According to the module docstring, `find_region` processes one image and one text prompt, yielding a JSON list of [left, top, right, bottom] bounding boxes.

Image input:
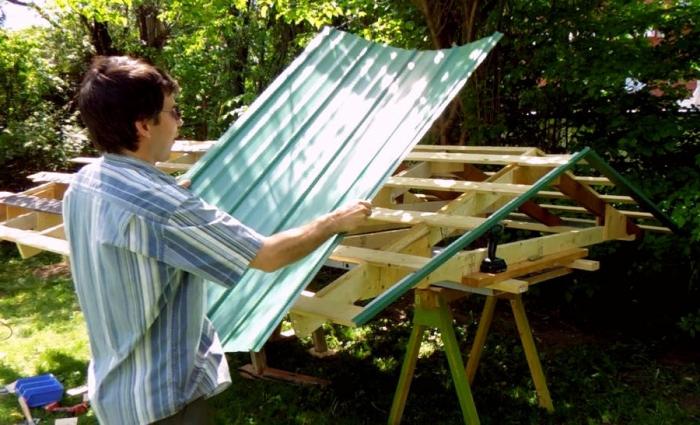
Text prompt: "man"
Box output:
[[64, 55, 371, 424]]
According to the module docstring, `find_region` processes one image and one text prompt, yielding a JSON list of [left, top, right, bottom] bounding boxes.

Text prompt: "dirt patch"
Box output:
[[33, 262, 71, 279]]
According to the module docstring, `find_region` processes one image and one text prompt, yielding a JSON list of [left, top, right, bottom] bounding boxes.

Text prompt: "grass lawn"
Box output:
[[1, 242, 698, 424]]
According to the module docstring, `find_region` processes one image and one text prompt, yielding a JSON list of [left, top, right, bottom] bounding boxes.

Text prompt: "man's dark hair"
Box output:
[[78, 56, 179, 153]]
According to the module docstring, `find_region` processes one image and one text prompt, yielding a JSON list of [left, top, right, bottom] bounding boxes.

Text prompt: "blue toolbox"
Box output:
[[15, 374, 64, 407]]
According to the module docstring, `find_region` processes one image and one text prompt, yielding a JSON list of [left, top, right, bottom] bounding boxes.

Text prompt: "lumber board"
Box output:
[[537, 190, 636, 203], [523, 268, 573, 285], [385, 176, 533, 196], [412, 145, 533, 154], [453, 227, 606, 276], [574, 176, 613, 186], [603, 204, 638, 240], [342, 228, 417, 249], [1, 194, 63, 215], [0, 224, 70, 257], [638, 224, 672, 234], [433, 278, 529, 295], [463, 248, 588, 287], [329, 245, 429, 270], [292, 295, 362, 327], [369, 207, 485, 229], [567, 259, 599, 271], [170, 140, 216, 153], [404, 152, 572, 167], [154, 162, 193, 172], [371, 207, 577, 234], [500, 219, 582, 233], [70, 157, 96, 164], [27, 172, 75, 185]]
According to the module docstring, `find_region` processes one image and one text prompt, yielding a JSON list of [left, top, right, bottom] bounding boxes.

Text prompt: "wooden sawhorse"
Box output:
[[389, 286, 556, 424]]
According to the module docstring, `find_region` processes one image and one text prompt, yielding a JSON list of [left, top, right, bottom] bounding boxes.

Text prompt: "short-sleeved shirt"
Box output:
[[63, 154, 264, 424]]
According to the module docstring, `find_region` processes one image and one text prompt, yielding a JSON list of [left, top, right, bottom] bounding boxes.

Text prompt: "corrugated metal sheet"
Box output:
[[185, 27, 502, 352]]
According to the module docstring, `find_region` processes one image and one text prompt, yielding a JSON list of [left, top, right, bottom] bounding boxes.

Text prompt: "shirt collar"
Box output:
[[103, 153, 177, 184]]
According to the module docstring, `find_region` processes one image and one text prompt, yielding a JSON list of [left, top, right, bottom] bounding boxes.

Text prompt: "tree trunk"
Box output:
[[79, 15, 118, 56], [136, 2, 169, 50]]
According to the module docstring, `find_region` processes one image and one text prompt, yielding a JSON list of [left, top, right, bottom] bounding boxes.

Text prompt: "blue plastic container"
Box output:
[[15, 374, 64, 408]]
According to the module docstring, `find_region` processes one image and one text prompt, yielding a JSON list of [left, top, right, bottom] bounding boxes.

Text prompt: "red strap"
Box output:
[[44, 400, 90, 415]]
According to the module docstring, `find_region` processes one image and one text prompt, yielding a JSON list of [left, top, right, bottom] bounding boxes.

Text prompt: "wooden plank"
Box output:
[[154, 162, 192, 172], [462, 248, 589, 287], [404, 151, 572, 167], [538, 190, 636, 203], [567, 259, 599, 271], [540, 204, 656, 220], [0, 224, 70, 257], [638, 224, 672, 234], [500, 219, 581, 233], [329, 245, 429, 270], [369, 207, 485, 229], [604, 204, 638, 240], [412, 145, 533, 154], [27, 171, 75, 185], [342, 228, 417, 249], [518, 200, 563, 226], [0, 194, 63, 215], [170, 139, 216, 153], [554, 172, 607, 217], [385, 177, 532, 196], [523, 268, 573, 285], [70, 157, 97, 164], [371, 208, 577, 234], [574, 176, 613, 186], [539, 204, 592, 215], [487, 279, 529, 293], [0, 212, 37, 230], [291, 294, 363, 327]]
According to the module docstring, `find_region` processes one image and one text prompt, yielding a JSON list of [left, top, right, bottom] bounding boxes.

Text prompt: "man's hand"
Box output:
[[177, 178, 191, 189], [328, 200, 372, 234]]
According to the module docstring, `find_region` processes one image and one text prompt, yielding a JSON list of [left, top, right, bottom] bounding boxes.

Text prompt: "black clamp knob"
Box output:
[[480, 224, 507, 273]]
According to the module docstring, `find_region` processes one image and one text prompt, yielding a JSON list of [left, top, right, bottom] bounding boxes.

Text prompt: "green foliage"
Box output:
[[678, 309, 700, 338], [0, 26, 88, 190], [451, 0, 700, 326], [0, 244, 95, 423]]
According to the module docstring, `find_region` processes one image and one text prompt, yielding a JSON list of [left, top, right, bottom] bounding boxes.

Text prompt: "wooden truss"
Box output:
[[0, 143, 676, 425]]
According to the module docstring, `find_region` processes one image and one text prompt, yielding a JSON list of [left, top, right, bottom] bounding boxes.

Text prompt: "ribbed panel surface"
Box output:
[[185, 27, 501, 352]]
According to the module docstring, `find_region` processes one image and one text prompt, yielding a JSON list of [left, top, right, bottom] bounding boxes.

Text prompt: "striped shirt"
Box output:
[[63, 154, 264, 424]]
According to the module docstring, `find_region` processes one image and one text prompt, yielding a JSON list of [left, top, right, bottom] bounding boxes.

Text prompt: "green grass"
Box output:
[[1, 242, 698, 424], [0, 243, 95, 424]]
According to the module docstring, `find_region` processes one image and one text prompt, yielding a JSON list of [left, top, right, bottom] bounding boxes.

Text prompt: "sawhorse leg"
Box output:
[[389, 289, 479, 425], [464, 294, 554, 412]]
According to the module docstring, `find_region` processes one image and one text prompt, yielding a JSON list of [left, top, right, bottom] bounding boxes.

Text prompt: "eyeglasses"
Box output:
[[162, 105, 182, 121]]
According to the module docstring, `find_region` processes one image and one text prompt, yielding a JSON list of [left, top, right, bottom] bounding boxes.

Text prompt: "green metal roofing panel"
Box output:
[[184, 27, 502, 352]]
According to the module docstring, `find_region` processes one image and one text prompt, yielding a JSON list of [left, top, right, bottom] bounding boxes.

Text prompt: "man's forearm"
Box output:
[[249, 213, 338, 272], [248, 200, 371, 272]]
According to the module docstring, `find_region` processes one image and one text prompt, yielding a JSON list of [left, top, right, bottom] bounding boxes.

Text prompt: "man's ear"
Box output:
[[134, 118, 151, 140]]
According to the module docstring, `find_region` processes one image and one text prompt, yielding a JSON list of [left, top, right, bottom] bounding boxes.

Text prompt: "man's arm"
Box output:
[[249, 200, 371, 272]]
